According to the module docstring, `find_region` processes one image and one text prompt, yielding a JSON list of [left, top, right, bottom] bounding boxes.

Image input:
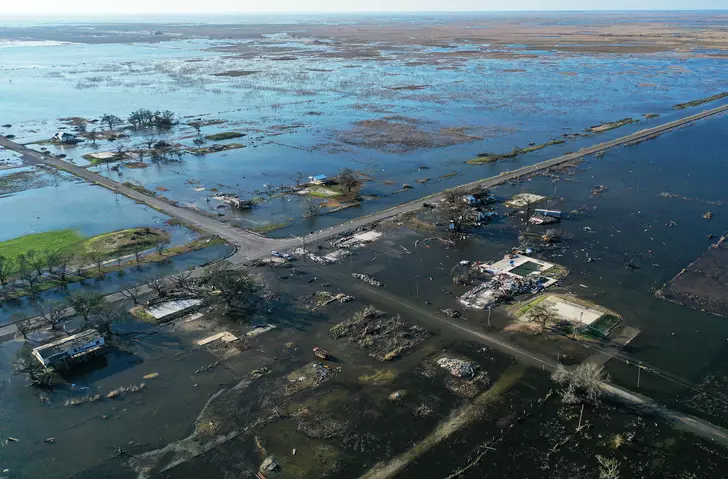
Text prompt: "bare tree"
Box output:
[[596, 455, 620, 479], [36, 300, 67, 332], [0, 255, 13, 286], [12, 313, 33, 340], [17, 255, 40, 298], [92, 304, 122, 336], [155, 239, 171, 256], [303, 196, 320, 219], [292, 171, 305, 187], [45, 249, 61, 275], [528, 304, 557, 333], [198, 263, 259, 318], [87, 252, 105, 273], [13, 346, 58, 388], [337, 167, 359, 192], [147, 275, 168, 298], [90, 128, 98, 146], [552, 362, 605, 405], [136, 149, 146, 164], [120, 283, 143, 305], [47, 168, 63, 187], [25, 249, 45, 276], [115, 143, 127, 160], [144, 136, 157, 151], [55, 253, 72, 284], [170, 270, 194, 291], [101, 114, 123, 131], [68, 291, 105, 327]]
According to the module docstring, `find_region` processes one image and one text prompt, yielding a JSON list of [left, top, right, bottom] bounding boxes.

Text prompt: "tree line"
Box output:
[[0, 240, 171, 300]]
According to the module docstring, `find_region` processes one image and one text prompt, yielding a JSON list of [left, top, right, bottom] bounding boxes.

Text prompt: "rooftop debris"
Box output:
[[352, 273, 383, 287], [330, 306, 431, 361], [437, 358, 477, 378], [333, 230, 383, 248], [245, 324, 276, 338], [505, 193, 547, 208], [212, 193, 254, 209], [32, 330, 105, 367], [197, 331, 239, 346]]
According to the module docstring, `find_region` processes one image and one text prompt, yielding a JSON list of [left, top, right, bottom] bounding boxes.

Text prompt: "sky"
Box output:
[[4, 0, 726, 15]]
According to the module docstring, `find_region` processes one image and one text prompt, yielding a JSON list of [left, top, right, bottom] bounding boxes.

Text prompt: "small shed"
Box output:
[[32, 330, 105, 368], [308, 174, 328, 185]]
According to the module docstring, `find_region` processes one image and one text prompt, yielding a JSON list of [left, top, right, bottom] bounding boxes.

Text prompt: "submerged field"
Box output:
[[2, 12, 728, 479]]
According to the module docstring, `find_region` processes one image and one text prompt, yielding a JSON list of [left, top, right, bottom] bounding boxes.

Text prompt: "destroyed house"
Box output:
[[32, 330, 105, 367]]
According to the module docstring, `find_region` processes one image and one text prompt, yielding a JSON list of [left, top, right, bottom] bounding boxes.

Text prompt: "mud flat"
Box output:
[[658, 237, 728, 317]]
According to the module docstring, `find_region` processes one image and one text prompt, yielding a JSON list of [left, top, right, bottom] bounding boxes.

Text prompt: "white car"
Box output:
[[271, 250, 282, 258]]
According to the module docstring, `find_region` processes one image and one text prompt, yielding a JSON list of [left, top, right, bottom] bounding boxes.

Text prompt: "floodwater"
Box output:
[[1, 30, 727, 231], [316, 112, 728, 427]]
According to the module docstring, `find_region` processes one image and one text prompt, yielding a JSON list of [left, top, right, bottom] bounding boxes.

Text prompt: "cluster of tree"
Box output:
[[196, 263, 260, 318], [0, 250, 84, 299], [127, 109, 176, 130], [99, 110, 176, 132]]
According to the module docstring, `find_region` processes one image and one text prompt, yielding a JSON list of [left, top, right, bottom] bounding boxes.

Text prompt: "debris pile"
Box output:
[[459, 272, 547, 309], [330, 306, 431, 361], [590, 184, 608, 197], [105, 383, 146, 399], [314, 291, 355, 306], [437, 358, 477, 378], [260, 456, 281, 473], [352, 273, 383, 287], [293, 407, 350, 439]]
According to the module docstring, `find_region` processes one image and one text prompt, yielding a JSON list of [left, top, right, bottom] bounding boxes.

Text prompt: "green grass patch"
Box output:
[[123, 182, 157, 196], [249, 222, 290, 234], [309, 187, 344, 198], [467, 139, 566, 165], [0, 230, 83, 267], [358, 369, 397, 385], [587, 118, 638, 133], [204, 131, 245, 141], [674, 92, 728, 110], [516, 295, 548, 317], [189, 143, 245, 155]]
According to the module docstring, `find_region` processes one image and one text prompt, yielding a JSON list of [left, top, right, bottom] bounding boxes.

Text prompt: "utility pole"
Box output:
[[415, 275, 420, 299], [637, 362, 642, 388], [487, 306, 492, 328]]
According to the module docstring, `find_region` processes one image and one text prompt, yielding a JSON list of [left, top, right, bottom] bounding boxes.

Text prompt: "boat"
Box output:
[[313, 347, 330, 360]]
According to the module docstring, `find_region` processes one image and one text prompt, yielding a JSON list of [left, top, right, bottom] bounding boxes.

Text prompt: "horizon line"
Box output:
[[4, 8, 728, 17]]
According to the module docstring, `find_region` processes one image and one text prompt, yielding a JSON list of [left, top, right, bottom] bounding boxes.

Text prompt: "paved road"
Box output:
[[0, 136, 283, 261], [309, 265, 728, 448], [3, 104, 728, 446], [3, 102, 728, 264]]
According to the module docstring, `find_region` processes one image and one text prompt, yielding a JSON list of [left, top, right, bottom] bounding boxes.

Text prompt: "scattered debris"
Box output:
[[352, 273, 383, 287], [143, 373, 159, 380], [704, 211, 713, 220], [590, 185, 608, 197], [437, 358, 477, 378], [105, 383, 146, 399], [333, 230, 383, 248], [440, 308, 461, 318]]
